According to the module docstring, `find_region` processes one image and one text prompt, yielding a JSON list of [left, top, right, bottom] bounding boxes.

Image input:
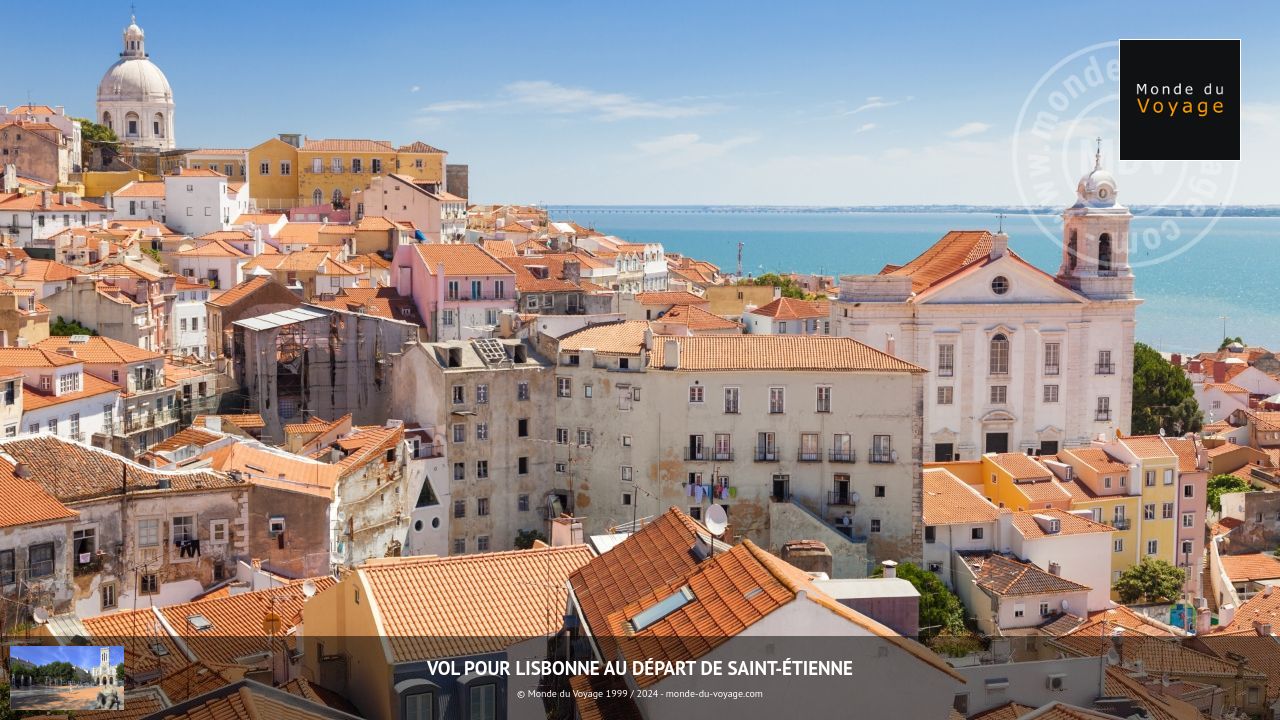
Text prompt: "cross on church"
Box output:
[[997, 212, 1004, 233], [1095, 136, 1103, 169]]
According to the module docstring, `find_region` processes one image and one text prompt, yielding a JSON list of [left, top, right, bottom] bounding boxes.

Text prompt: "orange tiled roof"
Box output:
[[150, 426, 224, 454], [412, 243, 513, 276], [1220, 553, 1280, 583], [881, 230, 994, 292], [748, 297, 828, 320], [1059, 447, 1132, 474], [989, 452, 1053, 480], [114, 180, 166, 198], [963, 552, 1091, 596], [1198, 634, 1280, 700], [397, 140, 446, 154], [1164, 437, 1203, 472], [0, 461, 77, 528], [193, 413, 266, 430], [3, 258, 83, 282], [170, 167, 225, 178], [178, 238, 249, 258], [0, 194, 107, 211], [204, 441, 339, 498], [301, 138, 393, 153], [22, 372, 120, 411], [635, 290, 706, 306], [233, 212, 285, 225], [0, 346, 81, 368], [649, 335, 924, 373], [558, 320, 649, 355], [1118, 435, 1179, 460], [1009, 508, 1113, 538], [658, 304, 739, 331], [923, 468, 1003, 525], [35, 335, 162, 364], [0, 435, 237, 503], [358, 545, 594, 663], [207, 276, 274, 308], [971, 703, 1035, 720]]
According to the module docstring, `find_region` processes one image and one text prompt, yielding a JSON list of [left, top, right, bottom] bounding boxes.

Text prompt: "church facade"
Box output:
[[832, 150, 1139, 461], [96, 15, 175, 150]]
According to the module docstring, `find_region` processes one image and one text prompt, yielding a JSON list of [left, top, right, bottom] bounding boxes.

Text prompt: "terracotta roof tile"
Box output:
[[1220, 553, 1280, 583], [657, 304, 739, 331], [0, 435, 239, 503], [114, 180, 166, 198], [207, 276, 274, 308], [747, 297, 829, 320], [882, 230, 993, 292], [1009, 508, 1113, 538], [22, 372, 119, 410], [649, 335, 924, 373], [971, 702, 1035, 720], [963, 552, 1091, 596], [2, 258, 83, 282], [358, 545, 594, 663], [635, 290, 706, 306], [308, 287, 420, 323], [0, 461, 77, 528], [923, 467, 1003, 525], [178, 238, 249, 258], [397, 141, 447, 154], [989, 452, 1053, 480], [301, 138, 393, 153], [412, 243, 513, 276], [1058, 447, 1132, 474], [35, 335, 162, 364], [1118, 435, 1179, 460], [558, 320, 649, 355]]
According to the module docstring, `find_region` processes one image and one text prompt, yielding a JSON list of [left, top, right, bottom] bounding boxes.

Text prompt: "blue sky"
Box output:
[[10, 645, 122, 670], [3, 1, 1276, 204]]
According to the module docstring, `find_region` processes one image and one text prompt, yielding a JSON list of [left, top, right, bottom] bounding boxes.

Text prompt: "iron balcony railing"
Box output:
[[754, 447, 780, 462], [828, 491, 857, 506], [712, 449, 734, 461], [1096, 411, 1112, 421], [798, 448, 822, 462], [1110, 518, 1131, 530], [686, 447, 707, 461], [869, 450, 894, 464], [829, 449, 856, 463], [1096, 363, 1116, 375]]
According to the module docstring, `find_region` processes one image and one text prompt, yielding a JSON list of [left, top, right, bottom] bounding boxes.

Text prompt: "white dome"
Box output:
[[1074, 146, 1119, 209], [97, 57, 173, 103]]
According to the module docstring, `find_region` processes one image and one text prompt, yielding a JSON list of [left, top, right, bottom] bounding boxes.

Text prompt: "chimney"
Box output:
[[98, 240, 109, 260], [885, 333, 896, 356], [881, 559, 898, 579], [989, 231, 1008, 259], [1255, 620, 1273, 636], [1048, 561, 1062, 576], [781, 541, 833, 577], [40, 191, 51, 209], [1213, 362, 1226, 384], [1, 164, 15, 193], [12, 461, 29, 479], [663, 339, 680, 369]]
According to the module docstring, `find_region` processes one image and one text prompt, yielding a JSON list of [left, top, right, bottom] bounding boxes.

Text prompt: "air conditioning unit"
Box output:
[[1047, 674, 1066, 691], [268, 516, 286, 535]]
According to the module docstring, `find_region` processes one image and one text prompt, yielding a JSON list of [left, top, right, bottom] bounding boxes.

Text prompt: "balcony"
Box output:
[[1110, 518, 1131, 530], [73, 556, 103, 577], [711, 449, 734, 462], [829, 449, 856, 463], [686, 447, 707, 461], [412, 443, 443, 459], [1096, 363, 1116, 375], [1044, 364, 1060, 376], [798, 449, 822, 463], [869, 450, 894, 464], [828, 491, 857, 506], [938, 367, 954, 378], [754, 447, 780, 462], [1095, 411, 1112, 422], [445, 294, 508, 302]]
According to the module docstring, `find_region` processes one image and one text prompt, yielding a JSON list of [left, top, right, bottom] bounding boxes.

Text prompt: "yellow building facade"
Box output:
[[245, 137, 300, 210], [247, 136, 448, 211]]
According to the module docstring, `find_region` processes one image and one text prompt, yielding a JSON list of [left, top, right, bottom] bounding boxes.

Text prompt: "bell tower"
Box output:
[[1057, 139, 1134, 300]]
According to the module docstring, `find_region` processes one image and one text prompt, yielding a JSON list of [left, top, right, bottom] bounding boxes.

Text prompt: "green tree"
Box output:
[[873, 561, 965, 641], [736, 273, 809, 299], [1132, 342, 1202, 435], [49, 316, 97, 337], [1219, 336, 1245, 350], [75, 117, 118, 169], [1207, 473, 1252, 513], [1113, 558, 1185, 604], [514, 529, 547, 550]]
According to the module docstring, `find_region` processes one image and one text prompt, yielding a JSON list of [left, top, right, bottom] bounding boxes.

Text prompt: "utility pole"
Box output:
[[736, 241, 743, 278]]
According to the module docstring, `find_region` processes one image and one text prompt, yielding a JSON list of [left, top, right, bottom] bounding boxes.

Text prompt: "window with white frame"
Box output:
[[937, 386, 953, 404], [724, 387, 739, 413], [768, 387, 785, 414], [1147, 539, 1158, 555], [989, 334, 1010, 375], [1044, 384, 1059, 403], [688, 385, 704, 404], [172, 516, 195, 543], [557, 377, 571, 397], [816, 386, 832, 413], [938, 343, 955, 376], [210, 520, 229, 545]]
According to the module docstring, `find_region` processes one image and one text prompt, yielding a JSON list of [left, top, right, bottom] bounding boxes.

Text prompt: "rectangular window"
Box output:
[[0, 549, 13, 585], [138, 518, 159, 547], [476, 422, 488, 441], [1162, 502, 1174, 519], [621, 466, 633, 482], [452, 424, 465, 443], [518, 457, 528, 474], [1043, 384, 1059, 403], [768, 387, 785, 414], [990, 385, 1007, 404], [1163, 469, 1174, 485], [453, 538, 465, 554], [1145, 471, 1155, 487], [453, 463, 465, 481], [476, 384, 488, 403], [937, 386, 953, 405], [1182, 512, 1194, 528], [518, 494, 530, 512], [172, 516, 195, 543], [557, 377, 571, 397], [1147, 539, 1158, 556], [1184, 484, 1194, 498], [990, 336, 1009, 375], [259, 162, 270, 175], [870, 518, 881, 533], [101, 582, 117, 609], [280, 161, 291, 175], [689, 385, 704, 404], [454, 500, 466, 518], [371, 158, 382, 174], [517, 418, 528, 437], [1044, 342, 1060, 375], [477, 536, 490, 552], [29, 543, 54, 578], [210, 520, 229, 544], [556, 428, 569, 445], [516, 381, 529, 401], [1097, 350, 1114, 374], [871, 435, 892, 463], [799, 433, 820, 461], [140, 573, 158, 594], [714, 434, 732, 461], [476, 461, 488, 479], [351, 158, 363, 173], [1096, 396, 1111, 421], [1143, 504, 1155, 520], [815, 386, 832, 413], [1114, 539, 1124, 553], [724, 387, 739, 414], [73, 527, 95, 565], [578, 429, 592, 446], [1181, 540, 1194, 556], [938, 343, 954, 376], [442, 309, 455, 326], [477, 498, 490, 516]]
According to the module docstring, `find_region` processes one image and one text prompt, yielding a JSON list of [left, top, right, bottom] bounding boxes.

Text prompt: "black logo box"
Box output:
[[1120, 39, 1240, 161]]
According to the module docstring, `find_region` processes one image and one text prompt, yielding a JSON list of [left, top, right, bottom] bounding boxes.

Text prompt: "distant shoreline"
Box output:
[[544, 205, 1280, 218]]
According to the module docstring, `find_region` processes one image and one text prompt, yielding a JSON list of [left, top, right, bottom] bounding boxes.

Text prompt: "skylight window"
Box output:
[[630, 586, 695, 632], [187, 613, 213, 631]]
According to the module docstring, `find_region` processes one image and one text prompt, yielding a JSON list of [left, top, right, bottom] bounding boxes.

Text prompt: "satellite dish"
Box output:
[[705, 505, 728, 537], [32, 607, 48, 624], [301, 579, 317, 598]]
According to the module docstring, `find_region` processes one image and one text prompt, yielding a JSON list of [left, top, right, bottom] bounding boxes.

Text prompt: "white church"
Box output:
[[96, 14, 175, 150], [832, 148, 1139, 460]]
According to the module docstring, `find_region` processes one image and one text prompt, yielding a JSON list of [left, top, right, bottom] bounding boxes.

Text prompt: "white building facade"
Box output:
[[832, 155, 1139, 461], [96, 15, 175, 150]]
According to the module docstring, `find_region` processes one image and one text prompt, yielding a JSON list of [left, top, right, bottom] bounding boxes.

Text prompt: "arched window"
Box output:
[[125, 112, 139, 137], [312, 188, 323, 205], [1067, 230, 1078, 271], [990, 333, 1010, 375], [102, 111, 112, 131], [153, 112, 164, 138], [1098, 233, 1112, 272], [332, 188, 344, 208]]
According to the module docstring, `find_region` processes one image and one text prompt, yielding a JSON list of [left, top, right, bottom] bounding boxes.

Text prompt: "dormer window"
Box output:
[[58, 372, 81, 395]]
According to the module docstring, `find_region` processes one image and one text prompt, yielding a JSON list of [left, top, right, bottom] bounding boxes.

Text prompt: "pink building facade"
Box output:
[[392, 243, 516, 341]]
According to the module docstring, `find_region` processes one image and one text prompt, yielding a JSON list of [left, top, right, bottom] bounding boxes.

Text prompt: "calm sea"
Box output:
[[547, 208, 1275, 355]]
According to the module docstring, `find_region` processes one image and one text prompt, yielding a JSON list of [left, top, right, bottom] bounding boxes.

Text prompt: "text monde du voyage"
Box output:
[[1134, 82, 1228, 118]]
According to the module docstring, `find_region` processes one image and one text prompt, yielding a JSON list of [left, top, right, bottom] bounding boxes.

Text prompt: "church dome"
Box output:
[[1075, 142, 1118, 208], [97, 57, 173, 103]]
